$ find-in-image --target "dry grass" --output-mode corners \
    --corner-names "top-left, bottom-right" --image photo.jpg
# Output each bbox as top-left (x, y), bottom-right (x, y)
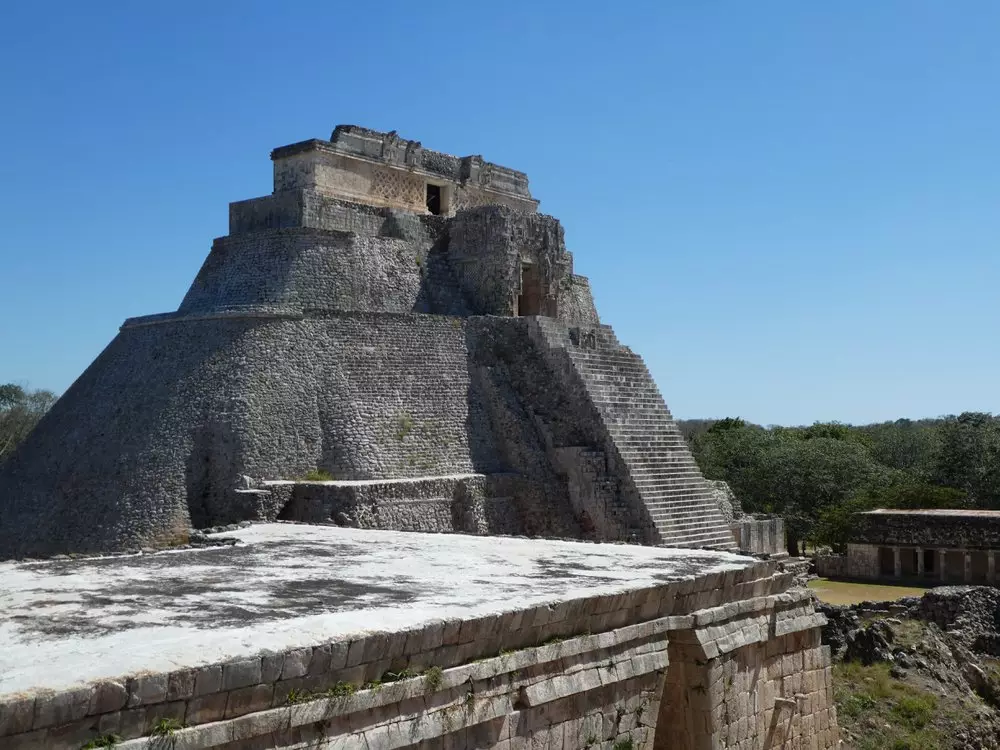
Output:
top-left (807, 578), bottom-right (929, 606)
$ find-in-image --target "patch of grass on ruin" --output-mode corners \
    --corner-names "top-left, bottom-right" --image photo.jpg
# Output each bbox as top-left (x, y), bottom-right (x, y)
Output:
top-left (325, 681), bottom-right (358, 698)
top-left (611, 737), bottom-right (635, 750)
top-left (150, 717), bottom-right (184, 736)
top-left (285, 688), bottom-right (312, 704)
top-left (81, 735), bottom-right (121, 750)
top-left (423, 665), bottom-right (444, 692)
top-left (807, 578), bottom-right (929, 606)
top-left (302, 469), bottom-right (334, 481)
top-left (834, 661), bottom-right (943, 750)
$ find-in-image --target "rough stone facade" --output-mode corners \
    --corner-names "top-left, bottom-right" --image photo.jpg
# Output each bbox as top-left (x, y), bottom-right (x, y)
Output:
top-left (0, 125), bottom-right (735, 557)
top-left (708, 480), bottom-right (787, 557)
top-left (832, 509), bottom-right (1000, 584)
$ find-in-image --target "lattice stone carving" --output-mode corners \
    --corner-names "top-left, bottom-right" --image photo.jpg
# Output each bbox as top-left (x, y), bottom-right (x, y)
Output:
top-left (371, 167), bottom-right (424, 209)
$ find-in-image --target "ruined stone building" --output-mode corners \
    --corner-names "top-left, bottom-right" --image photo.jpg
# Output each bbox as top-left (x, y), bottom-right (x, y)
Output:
top-left (0, 124), bottom-right (738, 558)
top-left (821, 508), bottom-right (1000, 584)
top-left (0, 127), bottom-right (835, 750)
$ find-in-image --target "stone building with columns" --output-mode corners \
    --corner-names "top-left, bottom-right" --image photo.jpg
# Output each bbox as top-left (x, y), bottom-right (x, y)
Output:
top-left (839, 509), bottom-right (1000, 583)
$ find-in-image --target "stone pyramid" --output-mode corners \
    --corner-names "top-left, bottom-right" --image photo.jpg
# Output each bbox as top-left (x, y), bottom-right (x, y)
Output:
top-left (0, 125), bottom-right (736, 558)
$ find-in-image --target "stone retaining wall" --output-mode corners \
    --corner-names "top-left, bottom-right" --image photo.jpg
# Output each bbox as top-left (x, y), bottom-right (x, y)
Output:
top-left (731, 516), bottom-right (786, 557)
top-left (269, 474), bottom-right (522, 536)
top-left (0, 561), bottom-right (837, 750)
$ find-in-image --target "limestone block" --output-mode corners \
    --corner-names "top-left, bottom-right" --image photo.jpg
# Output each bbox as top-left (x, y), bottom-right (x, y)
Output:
top-left (33, 686), bottom-right (92, 729)
top-left (118, 706), bottom-right (147, 739)
top-left (225, 684), bottom-right (275, 719)
top-left (362, 633), bottom-right (390, 664)
top-left (231, 705), bottom-right (291, 741)
top-left (166, 670), bottom-right (197, 702)
top-left (148, 700), bottom-right (187, 729)
top-left (222, 658), bottom-right (263, 691)
top-left (193, 665), bottom-right (223, 697)
top-left (185, 692), bottom-right (229, 725)
top-left (0, 696), bottom-right (35, 736)
top-left (281, 648), bottom-right (313, 679)
top-left (309, 644), bottom-right (336, 675)
top-left (261, 652), bottom-right (284, 683)
top-left (172, 721), bottom-right (235, 750)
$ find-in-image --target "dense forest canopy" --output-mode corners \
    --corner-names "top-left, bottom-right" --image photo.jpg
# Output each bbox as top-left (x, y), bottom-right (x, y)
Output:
top-left (678, 415), bottom-right (1000, 555)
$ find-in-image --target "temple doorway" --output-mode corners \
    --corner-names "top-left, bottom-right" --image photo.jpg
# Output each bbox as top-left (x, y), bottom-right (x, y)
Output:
top-left (518, 263), bottom-right (543, 316)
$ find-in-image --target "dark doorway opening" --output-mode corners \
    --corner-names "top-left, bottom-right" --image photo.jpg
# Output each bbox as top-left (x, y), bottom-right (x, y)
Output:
top-left (426, 184), bottom-right (442, 215)
top-left (517, 263), bottom-right (543, 316)
top-left (924, 548), bottom-right (936, 576)
top-left (878, 547), bottom-right (895, 576)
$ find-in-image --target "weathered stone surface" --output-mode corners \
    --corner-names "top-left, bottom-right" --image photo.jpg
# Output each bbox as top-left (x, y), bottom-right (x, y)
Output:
top-left (0, 696), bottom-right (34, 735)
top-left (193, 666), bottom-right (223, 697)
top-left (88, 681), bottom-right (128, 714)
top-left (33, 686), bottom-right (91, 729)
top-left (225, 684), bottom-right (274, 719)
top-left (185, 693), bottom-right (228, 725)
top-left (126, 673), bottom-right (168, 706)
top-left (222, 659), bottom-right (262, 691)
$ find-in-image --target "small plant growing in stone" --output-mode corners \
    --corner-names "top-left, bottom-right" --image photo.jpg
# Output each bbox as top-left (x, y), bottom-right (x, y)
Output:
top-left (304, 469), bottom-right (333, 481)
top-left (363, 678), bottom-right (383, 693)
top-left (285, 688), bottom-right (312, 704)
top-left (150, 717), bottom-right (183, 736)
top-left (395, 413), bottom-right (415, 441)
top-left (423, 665), bottom-right (444, 692)
top-left (326, 681), bottom-right (358, 697)
top-left (81, 735), bottom-right (121, 750)
top-left (612, 737), bottom-right (635, 750)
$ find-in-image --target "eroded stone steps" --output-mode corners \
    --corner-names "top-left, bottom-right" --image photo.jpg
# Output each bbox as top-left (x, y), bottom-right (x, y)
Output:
top-left (530, 317), bottom-right (735, 549)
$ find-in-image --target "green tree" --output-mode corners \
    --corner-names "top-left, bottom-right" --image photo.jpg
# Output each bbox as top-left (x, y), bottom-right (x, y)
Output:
top-left (932, 412), bottom-right (1000, 508)
top-left (0, 383), bottom-right (57, 462)
top-left (751, 437), bottom-right (885, 555)
top-left (813, 481), bottom-right (968, 552)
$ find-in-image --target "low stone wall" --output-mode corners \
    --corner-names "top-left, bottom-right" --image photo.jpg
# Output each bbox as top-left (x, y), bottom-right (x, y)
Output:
top-left (815, 554), bottom-right (848, 579)
top-left (0, 559), bottom-right (837, 750)
top-left (268, 474), bottom-right (522, 535)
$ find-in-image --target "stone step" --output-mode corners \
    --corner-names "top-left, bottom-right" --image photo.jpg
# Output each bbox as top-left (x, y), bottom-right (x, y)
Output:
top-left (661, 531), bottom-right (736, 549)
top-left (656, 519), bottom-right (734, 535)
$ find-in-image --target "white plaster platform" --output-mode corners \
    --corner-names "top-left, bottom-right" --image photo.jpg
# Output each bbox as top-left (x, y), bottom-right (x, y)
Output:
top-left (0, 523), bottom-right (752, 698)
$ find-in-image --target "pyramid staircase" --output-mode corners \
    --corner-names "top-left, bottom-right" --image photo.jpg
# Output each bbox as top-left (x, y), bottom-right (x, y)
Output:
top-left (530, 317), bottom-right (737, 551)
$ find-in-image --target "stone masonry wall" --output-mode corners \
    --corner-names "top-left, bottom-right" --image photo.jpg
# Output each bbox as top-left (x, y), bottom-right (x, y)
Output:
top-left (853, 511), bottom-right (1000, 548)
top-left (179, 228), bottom-right (468, 317)
top-left (0, 558), bottom-right (837, 750)
top-left (269, 474), bottom-right (524, 537)
top-left (0, 312), bottom-right (523, 558)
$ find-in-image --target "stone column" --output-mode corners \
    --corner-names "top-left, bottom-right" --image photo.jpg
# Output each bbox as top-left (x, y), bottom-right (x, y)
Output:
top-left (939, 549), bottom-right (947, 582)
top-left (916, 548), bottom-right (924, 577)
top-left (893, 547), bottom-right (901, 578)
top-left (965, 551), bottom-right (973, 583)
top-left (989, 551), bottom-right (996, 584)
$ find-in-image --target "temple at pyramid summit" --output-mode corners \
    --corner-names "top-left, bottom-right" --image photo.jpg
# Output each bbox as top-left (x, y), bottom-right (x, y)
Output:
top-left (0, 125), bottom-right (743, 558)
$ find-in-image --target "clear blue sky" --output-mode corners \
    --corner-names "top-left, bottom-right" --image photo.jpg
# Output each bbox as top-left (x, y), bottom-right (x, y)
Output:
top-left (1, 2), bottom-right (998, 426)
